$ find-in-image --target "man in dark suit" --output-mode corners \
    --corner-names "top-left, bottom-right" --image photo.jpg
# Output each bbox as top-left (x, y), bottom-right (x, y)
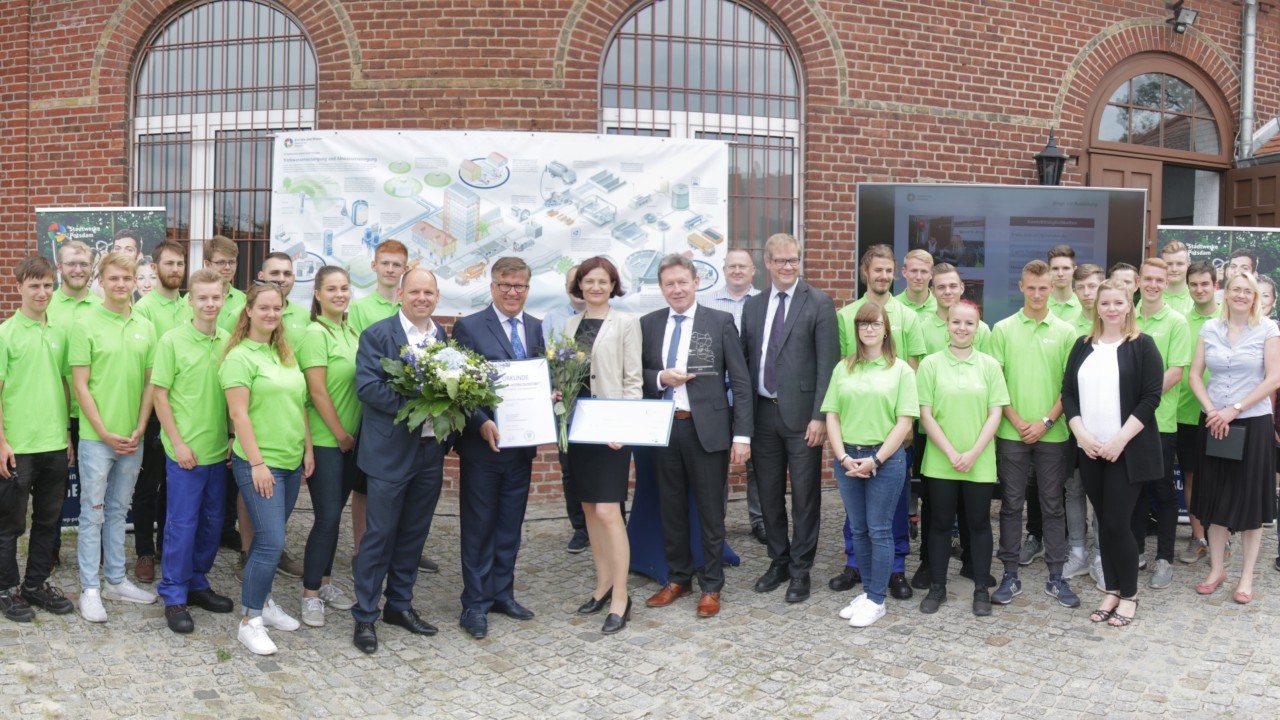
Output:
top-left (350, 268), bottom-right (448, 654)
top-left (451, 257), bottom-right (545, 640)
top-left (739, 233), bottom-right (839, 603)
top-left (640, 255), bottom-right (752, 618)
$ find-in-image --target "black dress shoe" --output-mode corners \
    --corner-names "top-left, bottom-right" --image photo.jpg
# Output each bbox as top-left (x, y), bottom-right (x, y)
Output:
top-left (751, 524), bottom-right (768, 545)
top-left (188, 588), bottom-right (234, 614)
top-left (418, 555), bottom-right (440, 573)
top-left (165, 605), bottom-right (194, 634)
top-left (784, 575), bottom-right (811, 603)
top-left (577, 589), bottom-right (612, 615)
top-left (353, 621), bottom-right (378, 654)
top-left (459, 609), bottom-right (488, 639)
top-left (910, 564), bottom-right (932, 590)
top-left (383, 608), bottom-right (438, 636)
top-left (491, 599), bottom-right (535, 620)
top-left (889, 572), bottom-right (914, 600)
top-left (601, 597), bottom-right (632, 635)
top-left (959, 563), bottom-right (998, 588)
top-left (753, 564), bottom-right (790, 593)
top-left (828, 566), bottom-right (861, 592)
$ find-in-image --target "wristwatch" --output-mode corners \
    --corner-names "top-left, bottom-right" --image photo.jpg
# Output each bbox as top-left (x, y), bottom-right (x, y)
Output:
top-left (1041, 416), bottom-right (1055, 429)
top-left (1233, 402), bottom-right (1243, 412)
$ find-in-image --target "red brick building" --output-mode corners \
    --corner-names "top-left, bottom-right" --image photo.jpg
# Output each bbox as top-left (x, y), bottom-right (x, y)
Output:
top-left (3, 0), bottom-right (1278, 501)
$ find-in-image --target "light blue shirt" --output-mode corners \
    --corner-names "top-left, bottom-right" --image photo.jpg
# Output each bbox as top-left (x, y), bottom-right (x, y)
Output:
top-left (541, 303), bottom-right (580, 346)
top-left (1201, 318), bottom-right (1280, 418)
top-left (705, 285), bottom-right (759, 331)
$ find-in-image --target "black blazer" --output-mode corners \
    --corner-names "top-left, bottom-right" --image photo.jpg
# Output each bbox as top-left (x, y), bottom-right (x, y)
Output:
top-left (640, 304), bottom-right (753, 453)
top-left (1061, 333), bottom-right (1164, 483)
top-left (739, 280), bottom-right (840, 432)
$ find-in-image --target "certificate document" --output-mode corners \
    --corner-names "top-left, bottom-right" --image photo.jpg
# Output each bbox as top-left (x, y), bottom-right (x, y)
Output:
top-left (492, 358), bottom-right (558, 448)
top-left (568, 399), bottom-right (676, 447)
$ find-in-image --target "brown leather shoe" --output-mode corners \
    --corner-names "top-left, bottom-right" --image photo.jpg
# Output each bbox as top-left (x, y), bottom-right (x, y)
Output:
top-left (645, 582), bottom-right (691, 607)
top-left (134, 555), bottom-right (156, 584)
top-left (696, 592), bottom-right (721, 618)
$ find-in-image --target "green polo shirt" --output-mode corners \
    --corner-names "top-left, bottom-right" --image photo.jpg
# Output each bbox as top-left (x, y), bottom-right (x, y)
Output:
top-left (1048, 293), bottom-right (1083, 324)
top-left (896, 290), bottom-right (937, 319)
top-left (281, 300), bottom-right (310, 350)
top-left (987, 309), bottom-right (1076, 443)
top-left (0, 313), bottom-right (70, 454)
top-left (920, 310), bottom-right (991, 355)
top-left (151, 322), bottom-right (230, 462)
top-left (296, 317), bottom-right (361, 448)
top-left (1072, 313), bottom-right (1095, 338)
top-left (1164, 287), bottom-right (1194, 316)
top-left (1177, 304), bottom-right (1220, 425)
top-left (69, 306), bottom-right (156, 442)
top-left (1136, 304), bottom-right (1192, 434)
top-left (838, 295), bottom-right (927, 360)
top-left (46, 287), bottom-right (101, 419)
top-left (349, 292), bottom-right (400, 335)
top-left (132, 290), bottom-right (191, 341)
top-left (916, 348), bottom-right (1009, 482)
top-left (217, 286), bottom-right (247, 333)
top-left (220, 339), bottom-right (308, 469)
top-left (820, 355), bottom-right (919, 445)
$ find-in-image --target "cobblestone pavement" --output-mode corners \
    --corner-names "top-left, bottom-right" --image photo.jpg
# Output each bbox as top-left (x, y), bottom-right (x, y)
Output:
top-left (3, 491), bottom-right (1279, 719)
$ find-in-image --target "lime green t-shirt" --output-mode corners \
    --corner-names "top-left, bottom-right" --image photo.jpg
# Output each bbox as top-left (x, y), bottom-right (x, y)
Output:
top-left (920, 310), bottom-right (991, 355)
top-left (987, 310), bottom-right (1076, 443)
top-left (1164, 287), bottom-right (1194, 316)
top-left (1136, 304), bottom-right (1192, 433)
top-left (0, 312), bottom-right (70, 454)
top-left (916, 348), bottom-right (1010, 482)
top-left (281, 300), bottom-right (310, 350)
top-left (1177, 304), bottom-right (1220, 425)
top-left (132, 290), bottom-right (191, 341)
top-left (68, 306), bottom-right (156, 442)
top-left (1048, 293), bottom-right (1083, 324)
top-left (150, 322), bottom-right (230, 463)
top-left (45, 287), bottom-right (102, 419)
top-left (896, 290), bottom-right (937, 319)
top-left (838, 295), bottom-right (927, 360)
top-left (220, 339), bottom-right (308, 470)
top-left (349, 292), bottom-right (400, 335)
top-left (217, 286), bottom-right (247, 334)
top-left (296, 317), bottom-right (361, 448)
top-left (820, 355), bottom-right (919, 445)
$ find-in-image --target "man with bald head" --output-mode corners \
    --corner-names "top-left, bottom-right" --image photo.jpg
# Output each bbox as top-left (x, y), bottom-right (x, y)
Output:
top-left (351, 268), bottom-right (449, 654)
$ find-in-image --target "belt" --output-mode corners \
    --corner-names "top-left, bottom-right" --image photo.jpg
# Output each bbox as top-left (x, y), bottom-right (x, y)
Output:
top-left (673, 410), bottom-right (693, 420)
top-left (758, 395), bottom-right (779, 404)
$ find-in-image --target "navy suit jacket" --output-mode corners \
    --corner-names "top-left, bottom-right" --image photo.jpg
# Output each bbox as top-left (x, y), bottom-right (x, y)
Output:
top-left (355, 313), bottom-right (449, 480)
top-left (451, 305), bottom-right (546, 461)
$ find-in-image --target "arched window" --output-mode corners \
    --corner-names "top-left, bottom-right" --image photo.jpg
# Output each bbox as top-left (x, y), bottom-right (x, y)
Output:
top-left (131, 0), bottom-right (317, 283)
top-left (1097, 73), bottom-right (1219, 154)
top-left (600, 0), bottom-right (802, 282)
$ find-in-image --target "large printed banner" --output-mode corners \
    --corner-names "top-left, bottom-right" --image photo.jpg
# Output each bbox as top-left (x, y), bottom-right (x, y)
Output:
top-left (1158, 225), bottom-right (1280, 287)
top-left (35, 207), bottom-right (167, 293)
top-left (269, 131), bottom-right (731, 316)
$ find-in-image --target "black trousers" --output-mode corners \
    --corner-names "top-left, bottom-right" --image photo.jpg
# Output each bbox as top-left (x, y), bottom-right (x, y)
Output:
top-left (924, 477), bottom-right (993, 591)
top-left (1079, 451), bottom-right (1144, 598)
top-left (652, 417), bottom-right (728, 593)
top-left (131, 416), bottom-right (166, 556)
top-left (916, 435), bottom-right (973, 566)
top-left (752, 398), bottom-right (823, 575)
top-left (0, 450), bottom-right (69, 590)
top-left (1133, 433), bottom-right (1178, 563)
top-left (556, 447), bottom-right (586, 532)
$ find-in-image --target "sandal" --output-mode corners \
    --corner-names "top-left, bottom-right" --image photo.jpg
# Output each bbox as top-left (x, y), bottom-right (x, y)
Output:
top-left (1090, 591), bottom-right (1119, 623)
top-left (1108, 596), bottom-right (1138, 628)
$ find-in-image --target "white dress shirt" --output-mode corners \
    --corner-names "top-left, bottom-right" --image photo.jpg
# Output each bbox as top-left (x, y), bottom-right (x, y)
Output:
top-left (400, 310), bottom-right (439, 437)
top-left (492, 305), bottom-right (526, 353)
top-left (757, 284), bottom-right (792, 398)
top-left (657, 304), bottom-right (698, 412)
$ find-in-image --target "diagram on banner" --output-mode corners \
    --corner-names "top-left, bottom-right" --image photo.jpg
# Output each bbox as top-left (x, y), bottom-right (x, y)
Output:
top-left (270, 131), bottom-right (729, 316)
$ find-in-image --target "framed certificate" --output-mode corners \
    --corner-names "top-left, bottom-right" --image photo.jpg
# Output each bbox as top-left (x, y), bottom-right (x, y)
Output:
top-left (567, 399), bottom-right (676, 447)
top-left (491, 358), bottom-right (558, 448)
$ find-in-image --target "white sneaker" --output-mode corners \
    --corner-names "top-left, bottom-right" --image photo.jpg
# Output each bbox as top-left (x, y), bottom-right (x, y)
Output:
top-left (102, 578), bottom-right (157, 605)
top-left (1062, 553), bottom-right (1090, 579)
top-left (300, 596), bottom-right (325, 628)
top-left (78, 588), bottom-right (108, 623)
top-left (1090, 554), bottom-right (1106, 592)
top-left (262, 598), bottom-right (300, 632)
top-left (839, 593), bottom-right (868, 620)
top-left (848, 598), bottom-right (886, 628)
top-left (318, 583), bottom-right (354, 611)
top-left (237, 616), bottom-right (278, 655)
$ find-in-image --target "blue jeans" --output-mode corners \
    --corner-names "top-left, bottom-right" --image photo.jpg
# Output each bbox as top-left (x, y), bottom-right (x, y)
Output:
top-left (157, 457), bottom-right (226, 606)
top-left (303, 445), bottom-right (354, 591)
top-left (231, 456), bottom-right (301, 615)
top-left (836, 444), bottom-right (908, 604)
top-left (77, 439), bottom-right (145, 590)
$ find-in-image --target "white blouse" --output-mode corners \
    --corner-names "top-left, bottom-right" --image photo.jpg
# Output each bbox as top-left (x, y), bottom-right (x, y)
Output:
top-left (1077, 339), bottom-right (1123, 443)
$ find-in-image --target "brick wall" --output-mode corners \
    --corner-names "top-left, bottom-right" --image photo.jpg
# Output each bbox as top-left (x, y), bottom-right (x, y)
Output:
top-left (2, 0), bottom-right (1278, 503)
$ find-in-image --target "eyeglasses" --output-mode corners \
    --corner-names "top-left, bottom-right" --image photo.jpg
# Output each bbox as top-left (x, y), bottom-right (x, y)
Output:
top-left (856, 321), bottom-right (885, 330)
top-left (252, 279), bottom-right (282, 288)
top-left (1228, 287), bottom-right (1255, 297)
top-left (724, 263), bottom-right (753, 271)
top-left (495, 283), bottom-right (530, 294)
top-left (209, 260), bottom-right (236, 268)
top-left (769, 257), bottom-right (801, 268)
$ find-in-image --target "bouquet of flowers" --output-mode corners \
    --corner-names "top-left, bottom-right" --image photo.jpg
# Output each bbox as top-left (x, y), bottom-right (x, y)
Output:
top-left (380, 339), bottom-right (504, 439)
top-left (546, 332), bottom-right (592, 453)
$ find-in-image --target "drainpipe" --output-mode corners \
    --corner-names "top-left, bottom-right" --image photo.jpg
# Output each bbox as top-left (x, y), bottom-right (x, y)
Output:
top-left (1239, 0), bottom-right (1258, 160)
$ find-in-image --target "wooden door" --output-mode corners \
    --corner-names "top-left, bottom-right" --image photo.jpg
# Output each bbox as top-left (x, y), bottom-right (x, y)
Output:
top-left (1223, 163), bottom-right (1280, 227)
top-left (1089, 152), bottom-right (1162, 253)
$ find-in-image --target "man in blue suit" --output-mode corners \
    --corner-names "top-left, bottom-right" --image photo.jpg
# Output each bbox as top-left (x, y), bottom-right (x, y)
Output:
top-left (451, 257), bottom-right (545, 640)
top-left (351, 268), bottom-right (448, 654)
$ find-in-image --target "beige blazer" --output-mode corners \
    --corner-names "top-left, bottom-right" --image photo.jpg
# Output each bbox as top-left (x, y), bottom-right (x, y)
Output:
top-left (565, 309), bottom-right (643, 400)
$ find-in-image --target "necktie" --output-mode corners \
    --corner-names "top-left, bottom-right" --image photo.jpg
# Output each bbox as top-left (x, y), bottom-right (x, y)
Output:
top-left (663, 315), bottom-right (685, 400)
top-left (509, 317), bottom-right (526, 360)
top-left (763, 291), bottom-right (787, 394)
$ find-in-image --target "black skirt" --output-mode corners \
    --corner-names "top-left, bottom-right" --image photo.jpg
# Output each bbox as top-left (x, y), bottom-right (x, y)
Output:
top-left (1191, 414), bottom-right (1276, 532)
top-left (566, 441), bottom-right (633, 504)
